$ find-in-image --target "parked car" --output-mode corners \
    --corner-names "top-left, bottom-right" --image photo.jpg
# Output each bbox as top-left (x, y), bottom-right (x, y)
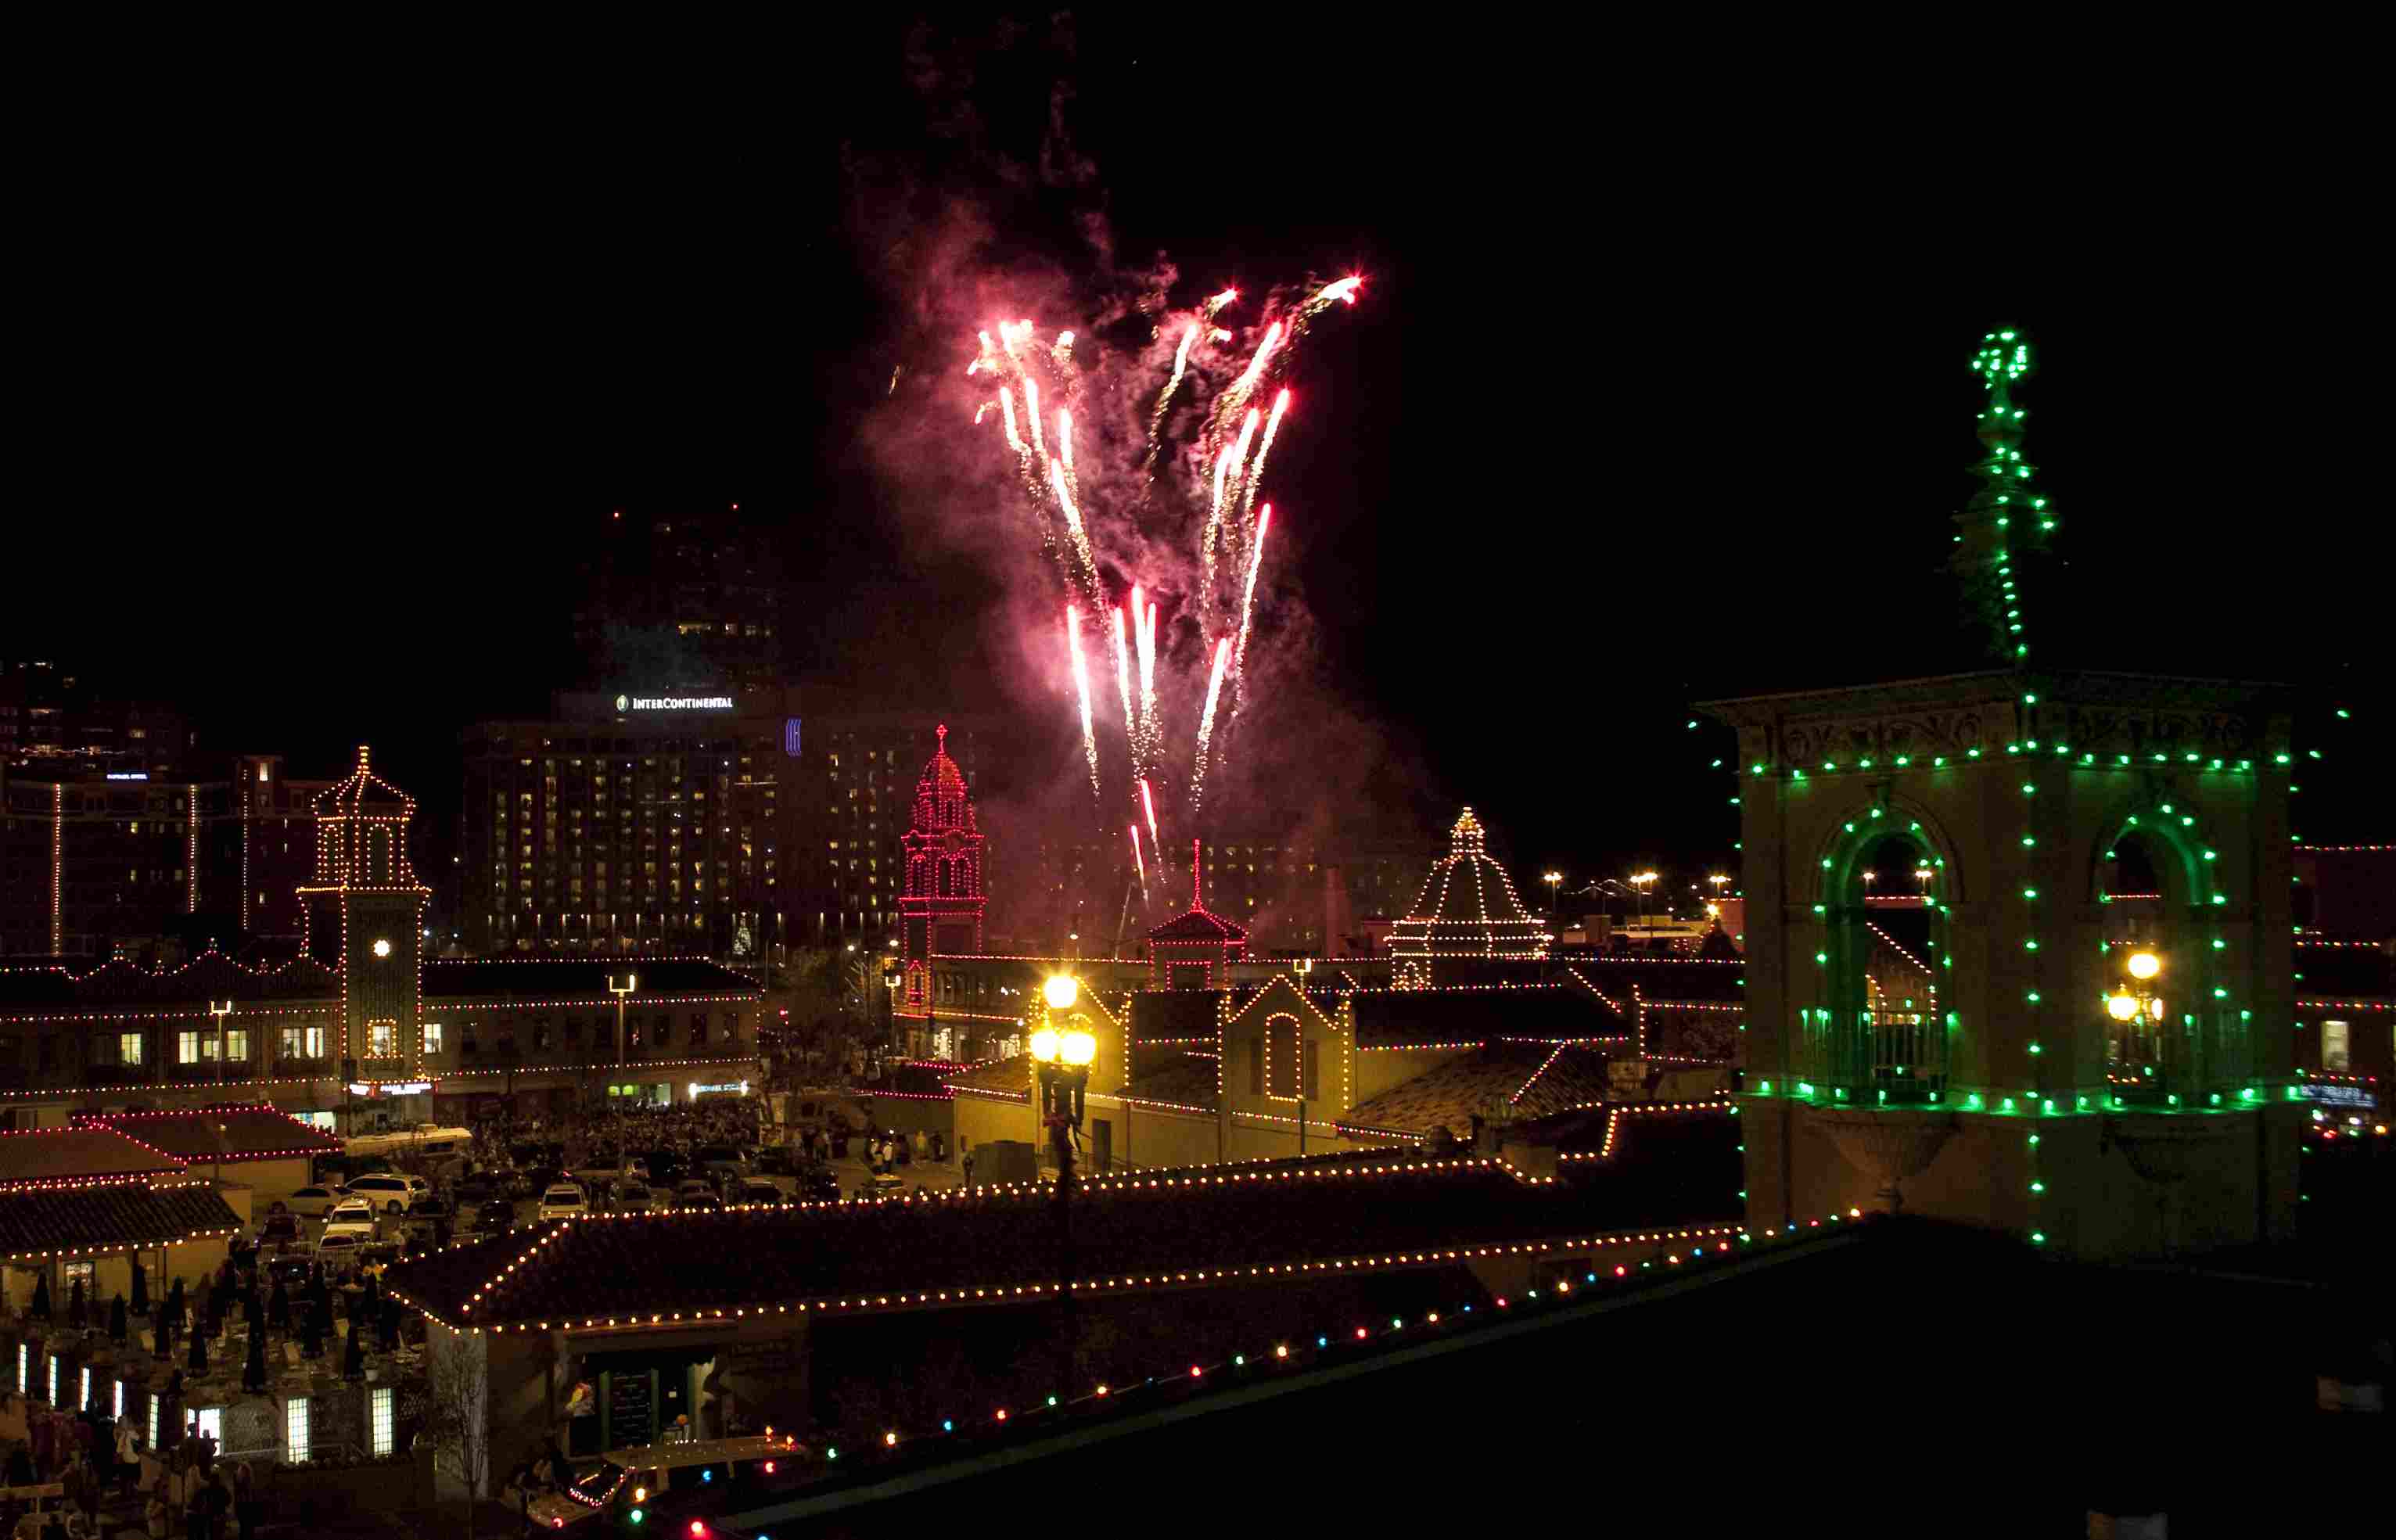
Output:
top-left (537, 1184), bottom-right (589, 1221)
top-left (316, 1230), bottom-right (368, 1265)
top-left (674, 1179), bottom-right (714, 1205)
top-left (343, 1172), bottom-right (433, 1214)
top-left (675, 1190), bottom-right (724, 1213)
top-left (473, 1198), bottom-right (515, 1235)
top-left (620, 1158), bottom-right (652, 1183)
top-left (256, 1213), bottom-right (304, 1250)
top-left (796, 1163), bottom-right (839, 1202)
top-left (754, 1147), bottom-right (798, 1177)
top-left (735, 1179), bottom-right (785, 1207)
top-left (613, 1183), bottom-right (655, 1214)
top-left (853, 1173), bottom-right (910, 1201)
top-left (325, 1197), bottom-right (380, 1232)
top-left (285, 1185), bottom-right (342, 1219)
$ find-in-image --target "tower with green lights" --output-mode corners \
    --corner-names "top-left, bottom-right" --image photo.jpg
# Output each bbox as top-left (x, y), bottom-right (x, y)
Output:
top-left (1697, 331), bottom-right (2304, 1262)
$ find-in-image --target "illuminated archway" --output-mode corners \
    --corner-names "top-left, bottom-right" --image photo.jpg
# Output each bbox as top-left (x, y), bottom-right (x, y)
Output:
top-left (1792, 791), bottom-right (1967, 1104)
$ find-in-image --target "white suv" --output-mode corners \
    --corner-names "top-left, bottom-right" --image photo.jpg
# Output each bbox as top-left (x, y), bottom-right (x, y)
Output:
top-left (344, 1173), bottom-right (431, 1214)
top-left (537, 1184), bottom-right (588, 1221)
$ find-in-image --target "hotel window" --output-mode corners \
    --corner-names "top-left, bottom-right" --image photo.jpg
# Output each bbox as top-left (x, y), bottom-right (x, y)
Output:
top-left (690, 1013), bottom-right (707, 1046)
top-left (117, 1032), bottom-right (144, 1065)
top-left (196, 1407), bottom-right (221, 1447)
top-left (2322, 1020), bottom-right (2351, 1072)
top-left (371, 1387), bottom-right (395, 1456)
top-left (368, 1020), bottom-right (399, 1057)
top-left (225, 1029), bottom-right (250, 1062)
top-left (148, 1396), bottom-right (159, 1448)
top-left (114, 1378), bottom-right (124, 1419)
top-left (286, 1397), bottom-right (311, 1463)
top-left (177, 1032), bottom-right (208, 1064)
top-left (423, 1022), bottom-right (444, 1054)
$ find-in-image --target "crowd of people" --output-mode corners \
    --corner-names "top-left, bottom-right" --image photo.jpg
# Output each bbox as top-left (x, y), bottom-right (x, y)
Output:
top-left (469, 1098), bottom-right (769, 1176)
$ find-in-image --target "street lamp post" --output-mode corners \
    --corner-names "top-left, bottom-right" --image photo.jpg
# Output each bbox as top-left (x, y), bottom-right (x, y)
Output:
top-left (606, 973), bottom-right (637, 1108)
top-left (1629, 871), bottom-right (1658, 944)
top-left (208, 1000), bottom-right (232, 1091)
top-left (1543, 872), bottom-right (1563, 935)
top-left (1029, 974), bottom-right (1096, 1407)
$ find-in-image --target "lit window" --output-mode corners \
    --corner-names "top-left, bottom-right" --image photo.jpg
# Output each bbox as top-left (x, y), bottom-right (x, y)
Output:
top-left (424, 1022), bottom-right (444, 1054)
top-left (2322, 1020), bottom-right (2351, 1072)
top-left (286, 1397), bottom-right (310, 1463)
top-left (371, 1387), bottom-right (394, 1456)
top-left (198, 1407), bottom-right (221, 1446)
top-left (114, 1378), bottom-right (124, 1419)
top-left (48, 1355), bottom-right (58, 1405)
top-left (368, 1021), bottom-right (399, 1057)
top-left (118, 1033), bottom-right (143, 1065)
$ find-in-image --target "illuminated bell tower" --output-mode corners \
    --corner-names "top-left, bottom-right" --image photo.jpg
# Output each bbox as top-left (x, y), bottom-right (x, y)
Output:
top-left (898, 724), bottom-right (985, 1016)
top-left (298, 745), bottom-right (429, 1078)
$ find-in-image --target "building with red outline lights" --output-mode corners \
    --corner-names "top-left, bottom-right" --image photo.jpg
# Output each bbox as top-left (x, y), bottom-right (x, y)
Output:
top-left (1388, 807), bottom-right (1550, 985)
top-left (897, 725), bottom-right (985, 1016)
top-left (1147, 842), bottom-right (1249, 988)
top-left (297, 746), bottom-right (429, 1082)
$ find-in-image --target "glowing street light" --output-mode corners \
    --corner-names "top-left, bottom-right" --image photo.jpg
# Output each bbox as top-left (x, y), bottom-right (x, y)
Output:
top-left (2126, 952), bottom-right (2161, 982)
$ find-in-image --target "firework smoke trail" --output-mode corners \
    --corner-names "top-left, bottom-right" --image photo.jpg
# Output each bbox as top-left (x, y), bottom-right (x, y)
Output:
top-left (998, 387), bottom-right (1025, 453)
top-left (1236, 321), bottom-right (1284, 396)
top-left (1138, 322), bottom-right (1201, 478)
top-left (1110, 606), bottom-right (1134, 737)
top-left (1025, 378), bottom-right (1044, 457)
top-left (1233, 503), bottom-right (1272, 684)
top-left (1189, 637), bottom-right (1233, 817)
top-left (1140, 777), bottom-right (1162, 873)
top-left (1058, 408), bottom-right (1074, 471)
top-left (1048, 460), bottom-right (1105, 618)
top-left (1133, 587), bottom-right (1161, 781)
top-left (1129, 824), bottom-right (1148, 903)
top-left (1238, 388), bottom-right (1291, 532)
top-left (1067, 606), bottom-right (1099, 801)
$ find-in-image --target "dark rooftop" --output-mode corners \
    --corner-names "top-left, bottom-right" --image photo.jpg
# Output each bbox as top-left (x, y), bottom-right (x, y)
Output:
top-left (424, 957), bottom-right (763, 1000)
top-left (0, 1128), bottom-right (187, 1187)
top-left (0, 1181), bottom-right (242, 1263)
top-left (73, 1105), bottom-right (343, 1163)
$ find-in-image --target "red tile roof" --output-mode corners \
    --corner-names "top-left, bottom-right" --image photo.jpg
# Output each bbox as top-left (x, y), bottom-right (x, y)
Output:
top-left (0, 1129), bottom-right (185, 1188)
top-left (73, 1104), bottom-right (343, 1163)
top-left (0, 1182), bottom-right (242, 1263)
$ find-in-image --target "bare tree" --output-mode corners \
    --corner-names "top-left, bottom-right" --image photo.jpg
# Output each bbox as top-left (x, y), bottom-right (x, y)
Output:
top-left (423, 1324), bottom-right (490, 1540)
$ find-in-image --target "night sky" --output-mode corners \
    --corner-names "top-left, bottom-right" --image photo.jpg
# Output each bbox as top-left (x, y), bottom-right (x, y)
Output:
top-left (12, 19), bottom-right (2385, 896)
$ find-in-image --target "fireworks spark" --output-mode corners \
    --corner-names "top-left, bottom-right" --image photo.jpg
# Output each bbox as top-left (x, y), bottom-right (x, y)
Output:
top-left (961, 275), bottom-right (1357, 824)
top-left (1111, 605), bottom-right (1134, 735)
top-left (999, 387), bottom-right (1022, 453)
top-left (1129, 823), bottom-right (1147, 899)
top-left (1190, 637), bottom-right (1233, 817)
top-left (1067, 606), bottom-right (1098, 801)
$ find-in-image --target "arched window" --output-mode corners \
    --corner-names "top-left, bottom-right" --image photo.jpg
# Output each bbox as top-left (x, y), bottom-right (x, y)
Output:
top-left (2093, 802), bottom-right (2247, 1104)
top-left (1801, 812), bottom-right (1957, 1104)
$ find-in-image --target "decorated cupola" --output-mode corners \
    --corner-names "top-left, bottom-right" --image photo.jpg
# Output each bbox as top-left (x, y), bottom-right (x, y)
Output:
top-left (1148, 841), bottom-right (1250, 989)
top-left (1388, 807), bottom-right (1550, 983)
top-left (899, 724), bottom-right (986, 1014)
top-left (297, 745), bottom-right (429, 1076)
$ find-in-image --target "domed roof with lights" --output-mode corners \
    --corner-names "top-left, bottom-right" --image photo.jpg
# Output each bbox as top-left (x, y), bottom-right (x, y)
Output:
top-left (912, 724), bottom-right (977, 834)
top-left (1388, 807), bottom-right (1550, 960)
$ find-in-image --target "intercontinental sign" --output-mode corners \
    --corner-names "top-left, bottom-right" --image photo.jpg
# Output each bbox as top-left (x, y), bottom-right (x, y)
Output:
top-left (616, 694), bottom-right (736, 713)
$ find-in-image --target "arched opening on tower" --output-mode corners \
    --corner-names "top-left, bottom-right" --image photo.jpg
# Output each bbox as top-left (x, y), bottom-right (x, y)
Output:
top-left (1800, 818), bottom-right (1957, 1104)
top-left (2095, 819), bottom-right (2240, 1102)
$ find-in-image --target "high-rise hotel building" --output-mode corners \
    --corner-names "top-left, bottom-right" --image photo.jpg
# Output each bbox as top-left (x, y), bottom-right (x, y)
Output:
top-left (460, 690), bottom-right (990, 958)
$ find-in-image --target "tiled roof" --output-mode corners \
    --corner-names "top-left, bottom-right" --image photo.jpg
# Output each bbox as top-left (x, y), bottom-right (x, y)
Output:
top-left (1347, 986), bottom-right (1628, 1047)
top-left (943, 1057), bottom-right (1030, 1100)
top-left (0, 1182), bottom-right (243, 1262)
top-left (1149, 908), bottom-right (1248, 942)
top-left (1340, 1044), bottom-right (1614, 1136)
top-left (0, 1129), bottom-right (185, 1187)
top-left (424, 959), bottom-right (763, 1000)
top-left (74, 1106), bottom-right (343, 1163)
top-left (1112, 1054), bottom-right (1218, 1111)
top-left (1564, 960), bottom-right (1748, 1004)
top-left (0, 950), bottom-right (339, 1011)
top-left (382, 1141), bottom-right (1743, 1327)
